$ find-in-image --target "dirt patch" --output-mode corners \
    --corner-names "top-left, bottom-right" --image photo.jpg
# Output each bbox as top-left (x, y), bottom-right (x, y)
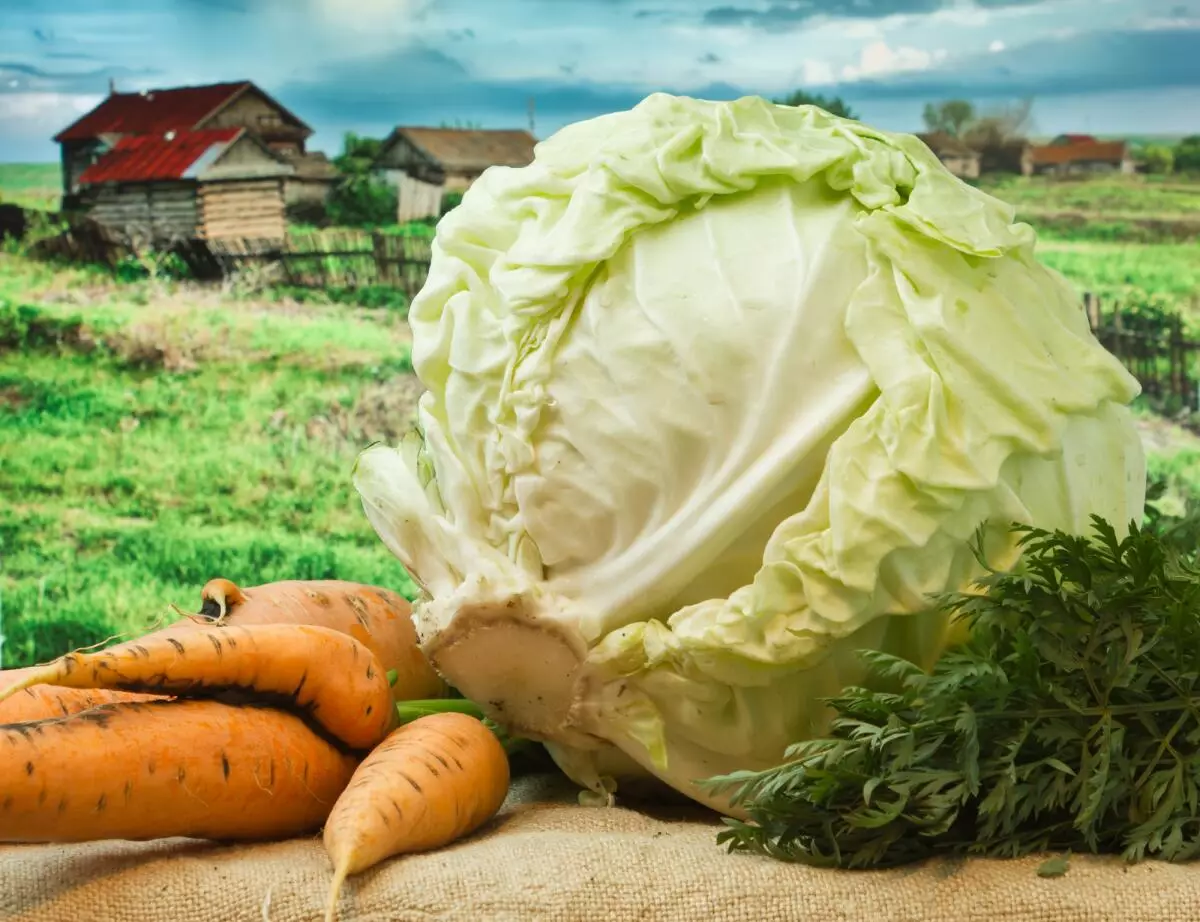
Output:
top-left (1028, 211), bottom-right (1200, 242)
top-left (272, 374), bottom-right (425, 446)
top-left (0, 385), bottom-right (27, 410)
top-left (101, 319), bottom-right (259, 374)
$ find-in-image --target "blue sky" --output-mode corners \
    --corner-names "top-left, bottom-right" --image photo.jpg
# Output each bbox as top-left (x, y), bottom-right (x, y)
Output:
top-left (0, 0), bottom-right (1196, 162)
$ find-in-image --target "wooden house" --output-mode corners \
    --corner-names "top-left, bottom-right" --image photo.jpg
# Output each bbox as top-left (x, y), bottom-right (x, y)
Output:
top-left (916, 132), bottom-right (981, 179)
top-left (976, 138), bottom-right (1033, 176)
top-left (1028, 135), bottom-right (1135, 176)
top-left (373, 127), bottom-right (538, 220)
top-left (74, 128), bottom-right (294, 242)
top-left (53, 80), bottom-right (334, 207)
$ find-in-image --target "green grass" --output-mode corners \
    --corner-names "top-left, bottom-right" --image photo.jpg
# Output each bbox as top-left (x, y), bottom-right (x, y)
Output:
top-left (979, 174), bottom-right (1200, 221)
top-left (0, 253), bottom-right (421, 667)
top-left (1036, 241), bottom-right (1200, 304)
top-left (0, 163), bottom-right (60, 211)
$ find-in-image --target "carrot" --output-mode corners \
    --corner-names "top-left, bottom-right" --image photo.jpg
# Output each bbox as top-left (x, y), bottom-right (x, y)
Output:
top-left (323, 711), bottom-right (510, 922)
top-left (0, 624), bottom-right (396, 751)
top-left (0, 667), bottom-right (164, 724)
top-left (0, 699), bottom-right (358, 843)
top-left (162, 578), bottom-right (448, 702)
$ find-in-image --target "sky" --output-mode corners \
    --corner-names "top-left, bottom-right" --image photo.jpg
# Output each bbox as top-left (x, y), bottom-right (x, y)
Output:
top-left (0, 0), bottom-right (1196, 162)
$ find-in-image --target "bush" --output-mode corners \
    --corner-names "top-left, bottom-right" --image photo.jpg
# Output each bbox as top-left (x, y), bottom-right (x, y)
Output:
top-left (441, 191), bottom-right (464, 216)
top-left (1175, 136), bottom-right (1200, 174)
top-left (326, 176), bottom-right (398, 228)
top-left (1140, 145), bottom-right (1175, 175)
top-left (286, 199), bottom-right (331, 228)
top-left (0, 299), bottom-right (87, 351)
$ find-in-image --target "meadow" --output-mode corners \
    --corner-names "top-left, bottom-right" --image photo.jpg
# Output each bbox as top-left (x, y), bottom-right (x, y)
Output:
top-left (1, 160), bottom-right (1199, 667)
top-left (0, 253), bottom-right (419, 666)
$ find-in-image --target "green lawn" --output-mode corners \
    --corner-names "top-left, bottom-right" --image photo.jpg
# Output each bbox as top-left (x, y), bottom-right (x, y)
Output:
top-left (0, 163), bottom-right (60, 211)
top-left (0, 253), bottom-right (420, 667)
top-left (1036, 241), bottom-right (1200, 304)
top-left (979, 174), bottom-right (1200, 220)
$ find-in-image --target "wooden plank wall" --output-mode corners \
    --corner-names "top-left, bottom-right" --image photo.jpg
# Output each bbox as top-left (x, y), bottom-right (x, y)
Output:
top-left (87, 182), bottom-right (198, 242)
top-left (199, 179), bottom-right (286, 240)
top-left (395, 173), bottom-right (443, 223)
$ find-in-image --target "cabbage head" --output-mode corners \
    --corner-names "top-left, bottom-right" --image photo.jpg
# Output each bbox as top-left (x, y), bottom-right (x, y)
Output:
top-left (353, 94), bottom-right (1146, 817)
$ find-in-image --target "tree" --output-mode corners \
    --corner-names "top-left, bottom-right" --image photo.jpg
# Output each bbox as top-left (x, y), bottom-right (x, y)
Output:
top-left (963, 97), bottom-right (1035, 147)
top-left (332, 132), bottom-right (385, 178)
top-left (773, 90), bottom-right (858, 120)
top-left (327, 132), bottom-right (397, 228)
top-left (922, 99), bottom-right (976, 137)
top-left (1174, 136), bottom-right (1200, 173)
top-left (1140, 145), bottom-right (1175, 175)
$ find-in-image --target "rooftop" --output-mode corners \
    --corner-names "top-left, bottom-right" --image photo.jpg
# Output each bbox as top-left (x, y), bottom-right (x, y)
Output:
top-left (389, 127), bottom-right (538, 173)
top-left (77, 128), bottom-right (246, 184)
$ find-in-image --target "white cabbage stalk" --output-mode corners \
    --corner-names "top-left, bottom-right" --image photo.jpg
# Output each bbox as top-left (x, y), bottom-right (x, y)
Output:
top-left (353, 94), bottom-right (1146, 817)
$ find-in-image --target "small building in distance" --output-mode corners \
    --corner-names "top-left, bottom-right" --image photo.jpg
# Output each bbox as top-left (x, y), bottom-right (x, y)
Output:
top-left (373, 126), bottom-right (538, 221)
top-left (74, 128), bottom-right (294, 242)
top-left (976, 138), bottom-right (1034, 176)
top-left (1028, 135), bottom-right (1135, 176)
top-left (53, 80), bottom-right (334, 208)
top-left (916, 132), bottom-right (981, 179)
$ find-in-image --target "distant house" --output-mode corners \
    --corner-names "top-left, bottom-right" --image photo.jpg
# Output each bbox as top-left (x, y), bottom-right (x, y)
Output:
top-left (53, 80), bottom-right (335, 208)
top-left (977, 138), bottom-right (1033, 176)
top-left (1028, 135), bottom-right (1135, 176)
top-left (917, 132), bottom-right (981, 179)
top-left (373, 126), bottom-right (538, 221)
top-left (73, 128), bottom-right (294, 242)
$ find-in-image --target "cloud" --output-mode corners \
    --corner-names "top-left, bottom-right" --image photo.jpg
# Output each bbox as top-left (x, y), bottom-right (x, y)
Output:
top-left (841, 27), bottom-right (1200, 99)
top-left (0, 62), bottom-right (161, 95)
top-left (839, 41), bottom-right (945, 81)
top-left (989, 39), bottom-right (1006, 51)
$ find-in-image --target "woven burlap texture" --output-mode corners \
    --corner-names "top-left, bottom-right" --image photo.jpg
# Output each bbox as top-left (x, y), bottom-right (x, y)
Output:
top-left (2, 773), bottom-right (1198, 922)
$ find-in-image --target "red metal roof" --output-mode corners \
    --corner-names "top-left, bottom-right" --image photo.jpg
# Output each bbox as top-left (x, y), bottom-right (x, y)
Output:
top-left (77, 129), bottom-right (243, 184)
top-left (54, 81), bottom-right (251, 142)
top-left (1030, 140), bottom-right (1128, 166)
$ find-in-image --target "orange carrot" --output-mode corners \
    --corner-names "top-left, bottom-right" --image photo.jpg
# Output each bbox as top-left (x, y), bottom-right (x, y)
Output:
top-left (0, 624), bottom-right (396, 751)
top-left (0, 700), bottom-right (358, 843)
top-left (161, 578), bottom-right (448, 702)
top-left (323, 711), bottom-right (511, 922)
top-left (0, 667), bottom-right (164, 724)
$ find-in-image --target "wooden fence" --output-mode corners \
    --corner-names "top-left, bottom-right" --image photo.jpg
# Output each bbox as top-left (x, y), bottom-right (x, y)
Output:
top-left (201, 231), bottom-right (432, 293)
top-left (1085, 292), bottom-right (1200, 411)
top-left (23, 216), bottom-right (434, 298)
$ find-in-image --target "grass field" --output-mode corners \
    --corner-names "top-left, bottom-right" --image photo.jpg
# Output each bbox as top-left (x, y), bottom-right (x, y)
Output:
top-left (0, 162), bottom-right (59, 211)
top-left (0, 253), bottom-right (420, 667)
top-left (1, 158), bottom-right (1199, 667)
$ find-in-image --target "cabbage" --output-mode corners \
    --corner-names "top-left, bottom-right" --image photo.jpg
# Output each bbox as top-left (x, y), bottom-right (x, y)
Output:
top-left (353, 93), bottom-right (1146, 817)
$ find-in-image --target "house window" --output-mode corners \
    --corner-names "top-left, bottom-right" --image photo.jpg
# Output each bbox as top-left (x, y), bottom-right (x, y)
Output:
top-left (258, 114), bottom-right (284, 130)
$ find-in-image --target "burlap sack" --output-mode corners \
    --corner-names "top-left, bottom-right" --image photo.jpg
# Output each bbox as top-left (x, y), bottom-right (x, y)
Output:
top-left (2, 772), bottom-right (1198, 922)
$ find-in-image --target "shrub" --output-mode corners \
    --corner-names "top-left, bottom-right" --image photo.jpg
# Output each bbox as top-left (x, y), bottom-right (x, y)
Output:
top-left (326, 176), bottom-right (398, 228)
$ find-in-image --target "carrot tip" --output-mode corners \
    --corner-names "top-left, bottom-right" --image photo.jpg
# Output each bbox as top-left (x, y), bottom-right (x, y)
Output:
top-left (325, 865), bottom-right (350, 922)
top-left (0, 667), bottom-right (56, 705)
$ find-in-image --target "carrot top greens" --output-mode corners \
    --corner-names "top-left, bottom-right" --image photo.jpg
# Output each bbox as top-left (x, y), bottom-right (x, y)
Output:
top-left (699, 509), bottom-right (1200, 868)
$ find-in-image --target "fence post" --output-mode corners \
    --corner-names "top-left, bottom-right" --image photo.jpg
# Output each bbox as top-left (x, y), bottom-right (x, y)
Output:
top-left (1171, 314), bottom-right (1184, 404)
top-left (1084, 291), bottom-right (1101, 332)
top-left (1112, 305), bottom-right (1124, 361)
top-left (371, 231), bottom-right (387, 285)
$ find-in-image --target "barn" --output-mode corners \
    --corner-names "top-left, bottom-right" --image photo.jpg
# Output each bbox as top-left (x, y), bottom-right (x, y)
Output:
top-left (75, 128), bottom-right (294, 242)
top-left (53, 80), bottom-right (335, 208)
top-left (1028, 136), bottom-right (1135, 176)
top-left (373, 126), bottom-right (538, 221)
